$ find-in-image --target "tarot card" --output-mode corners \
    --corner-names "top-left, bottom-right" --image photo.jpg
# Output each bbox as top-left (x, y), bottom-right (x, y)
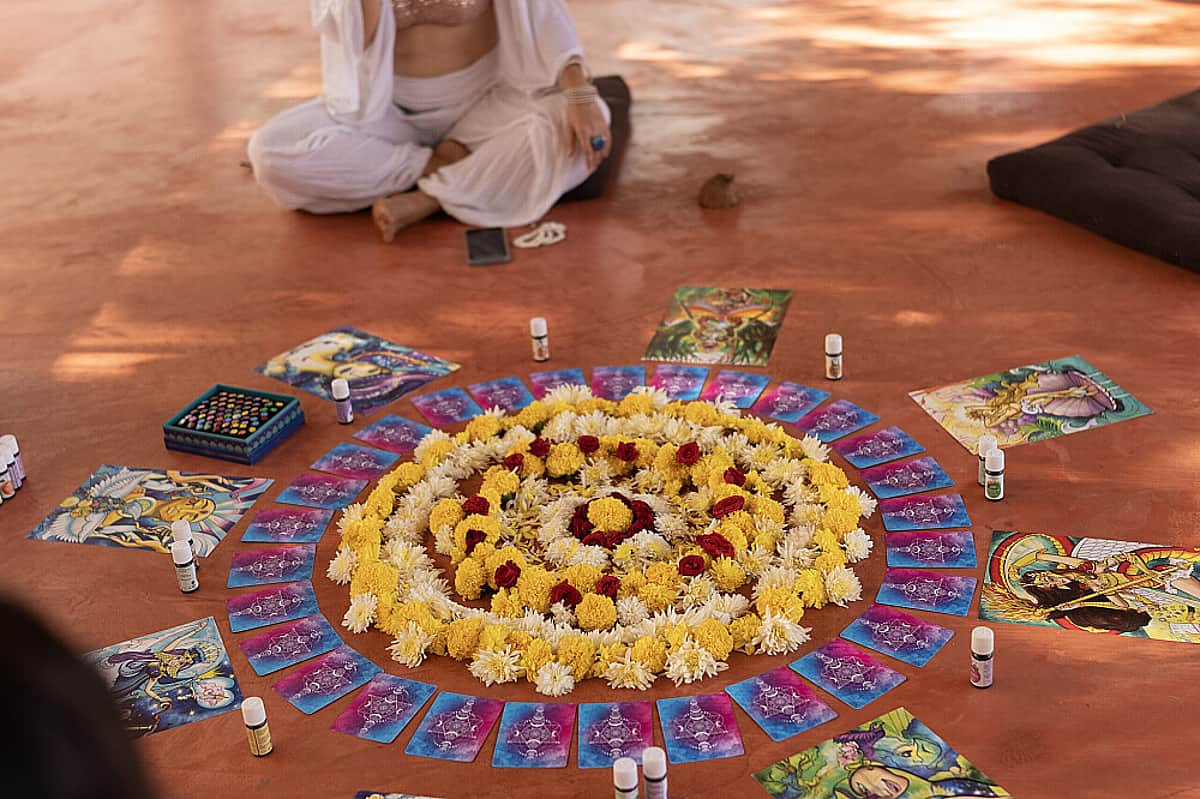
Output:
top-left (591, 366), bottom-right (646, 401)
top-left (271, 645), bottom-right (380, 715)
top-left (832, 426), bottom-right (925, 469)
top-left (752, 381), bottom-right (830, 423)
top-left (256, 326), bottom-right (459, 414)
top-left (332, 673), bottom-right (438, 743)
top-left (226, 581), bottom-right (320, 633)
top-left (909, 354), bottom-right (1152, 454)
top-left (353, 415), bottom-right (433, 454)
top-left (861, 456), bottom-right (953, 499)
top-left (840, 604), bottom-right (955, 667)
top-left (753, 707), bottom-right (1011, 799)
top-left (241, 507), bottom-right (333, 544)
top-left (879, 494), bottom-right (971, 531)
top-left (886, 530), bottom-right (978, 569)
top-left (699, 370), bottom-right (771, 408)
top-left (227, 544), bottom-right (316, 588)
top-left (354, 794), bottom-right (443, 799)
top-left (492, 702), bottom-right (576, 768)
top-left (655, 693), bottom-right (744, 764)
top-left (84, 616), bottom-right (242, 738)
top-left (790, 639), bottom-right (906, 710)
top-left (649, 364), bottom-right (709, 401)
top-left (311, 443), bottom-right (400, 481)
top-left (643, 286), bottom-right (792, 367)
top-left (27, 464), bottom-right (272, 556)
top-left (528, 368), bottom-right (587, 399)
top-left (404, 692), bottom-right (504, 762)
top-left (411, 387), bottom-right (483, 427)
top-left (725, 666), bottom-right (838, 742)
top-left (576, 701), bottom-right (655, 769)
top-left (467, 376), bottom-right (535, 414)
top-left (276, 472), bottom-right (367, 510)
top-left (877, 568), bottom-right (977, 617)
top-left (239, 614), bottom-right (343, 675)
top-left (794, 400), bottom-right (880, 443)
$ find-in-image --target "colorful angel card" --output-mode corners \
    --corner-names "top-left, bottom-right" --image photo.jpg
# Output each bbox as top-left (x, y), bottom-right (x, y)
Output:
top-left (271, 645), bottom-right (380, 715)
top-left (257, 326), bottom-right (459, 415)
top-left (576, 701), bottom-right (655, 769)
top-left (85, 617), bottom-right (242, 738)
top-left (879, 494), bottom-right (970, 531)
top-left (909, 354), bottom-right (1151, 454)
top-left (861, 456), bottom-right (953, 499)
top-left (753, 707), bottom-right (1011, 799)
top-left (241, 507), bottom-right (332, 544)
top-left (699, 370), bottom-right (771, 408)
top-left (276, 472), bottom-right (367, 510)
top-left (411, 387), bottom-right (483, 427)
top-left (840, 604), bottom-right (955, 667)
top-left (643, 286), bottom-right (792, 366)
top-left (877, 568), bottom-right (977, 617)
top-left (649, 364), bottom-right (709, 401)
top-left (832, 427), bottom-right (924, 469)
top-left (528, 368), bottom-right (587, 399)
top-left (332, 673), bottom-right (438, 743)
top-left (591, 366), bottom-right (646, 400)
top-left (353, 415), bottom-right (433, 454)
top-left (794, 400), bottom-right (880, 443)
top-left (226, 581), bottom-right (319, 633)
top-left (790, 639), bottom-right (906, 710)
top-left (725, 666), bottom-right (838, 742)
top-left (492, 702), bottom-right (576, 768)
top-left (239, 614), bottom-right (342, 675)
top-left (656, 694), bottom-right (744, 764)
top-left (227, 545), bottom-right (316, 588)
top-left (311, 443), bottom-right (400, 481)
top-left (28, 465), bottom-right (271, 556)
top-left (467, 376), bottom-right (535, 414)
top-left (752, 382), bottom-right (830, 423)
top-left (886, 531), bottom-right (977, 569)
top-left (404, 692), bottom-right (504, 762)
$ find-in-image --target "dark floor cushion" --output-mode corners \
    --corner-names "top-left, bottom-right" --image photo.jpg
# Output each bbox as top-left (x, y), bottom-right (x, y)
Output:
top-left (559, 75), bottom-right (632, 203)
top-left (987, 89), bottom-right (1200, 273)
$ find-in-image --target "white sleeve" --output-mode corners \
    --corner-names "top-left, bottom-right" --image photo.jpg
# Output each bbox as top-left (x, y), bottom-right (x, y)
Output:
top-left (495, 0), bottom-right (586, 93)
top-left (310, 0), bottom-right (395, 121)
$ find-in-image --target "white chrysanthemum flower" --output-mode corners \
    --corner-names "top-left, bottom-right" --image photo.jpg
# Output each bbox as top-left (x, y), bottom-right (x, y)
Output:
top-left (326, 547), bottom-right (357, 584)
top-left (705, 592), bottom-right (750, 624)
top-left (738, 544), bottom-right (773, 577)
top-left (544, 537), bottom-right (579, 567)
top-left (754, 564), bottom-right (800, 598)
top-left (632, 467), bottom-right (666, 494)
top-left (630, 384), bottom-right (672, 408)
top-left (549, 601), bottom-right (576, 626)
top-left (680, 574), bottom-right (717, 609)
top-left (431, 523), bottom-right (455, 556)
top-left (695, 425), bottom-right (725, 450)
top-left (798, 435), bottom-right (829, 461)
top-left (630, 531), bottom-right (670, 561)
top-left (748, 442), bottom-right (781, 470)
top-left (617, 596), bottom-right (650, 627)
top-left (387, 621), bottom-right (433, 668)
top-left (544, 383), bottom-right (593, 404)
top-left (824, 566), bottom-right (863, 606)
top-left (752, 610), bottom-right (812, 656)
top-left (762, 459), bottom-right (807, 491)
top-left (661, 416), bottom-right (693, 443)
top-left (603, 651), bottom-right (657, 691)
top-left (534, 661), bottom-right (576, 696)
top-left (778, 538), bottom-right (817, 570)
top-left (540, 411), bottom-right (576, 442)
top-left (342, 593), bottom-right (378, 633)
top-left (790, 502), bottom-right (825, 528)
top-left (723, 431), bottom-right (751, 456)
top-left (576, 410), bottom-right (612, 437)
top-left (655, 513), bottom-right (690, 542)
top-left (579, 460), bottom-right (613, 490)
top-left (664, 638), bottom-right (727, 686)
top-left (569, 544), bottom-right (610, 569)
top-left (783, 480), bottom-right (819, 508)
top-left (711, 398), bottom-right (740, 417)
top-left (682, 486), bottom-right (714, 513)
top-left (842, 528), bottom-right (873, 562)
top-left (412, 428), bottom-right (453, 462)
top-left (468, 645), bottom-right (523, 686)
top-left (845, 485), bottom-right (877, 518)
top-left (337, 503), bottom-right (366, 531)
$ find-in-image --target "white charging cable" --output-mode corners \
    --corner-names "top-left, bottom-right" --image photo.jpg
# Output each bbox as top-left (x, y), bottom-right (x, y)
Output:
top-left (513, 221), bottom-right (567, 249)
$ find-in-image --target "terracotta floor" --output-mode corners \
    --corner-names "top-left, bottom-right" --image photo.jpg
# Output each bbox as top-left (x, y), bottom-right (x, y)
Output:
top-left (2, 0), bottom-right (1200, 796)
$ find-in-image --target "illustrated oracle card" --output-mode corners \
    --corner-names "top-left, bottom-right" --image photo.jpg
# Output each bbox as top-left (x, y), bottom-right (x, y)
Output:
top-left (85, 617), bottom-right (241, 738)
top-left (271, 645), bottom-right (380, 715)
top-left (794, 400), bottom-right (880, 443)
top-left (861, 456), bottom-right (953, 499)
top-left (887, 530), bottom-right (977, 569)
top-left (354, 414), bottom-right (433, 454)
top-left (311, 443), bottom-right (400, 481)
top-left (591, 366), bottom-right (646, 401)
top-left (239, 614), bottom-right (343, 675)
top-left (411, 387), bottom-right (483, 427)
top-left (643, 286), bottom-right (792, 367)
top-left (840, 604), bottom-right (955, 667)
top-left (492, 702), bottom-right (577, 768)
top-left (699, 369), bottom-right (771, 408)
top-left (404, 692), bottom-right (504, 762)
top-left (256, 326), bottom-right (459, 414)
top-left (909, 354), bottom-right (1151, 454)
top-left (655, 693), bottom-right (744, 764)
top-left (754, 707), bottom-right (1012, 799)
top-left (27, 465), bottom-right (271, 556)
top-left (576, 701), bottom-right (655, 769)
top-left (832, 426), bottom-right (924, 469)
top-left (332, 673), bottom-right (438, 743)
top-left (790, 639), bottom-right (906, 710)
top-left (877, 568), bottom-right (977, 617)
top-left (241, 507), bottom-right (333, 544)
top-left (529, 368), bottom-right (587, 399)
top-left (276, 472), bottom-right (367, 510)
top-left (226, 580), bottom-right (319, 633)
top-left (725, 666), bottom-right (838, 742)
top-left (468, 376), bottom-right (535, 414)
top-left (879, 493), bottom-right (970, 531)
top-left (752, 381), bottom-right (830, 423)
top-left (227, 545), bottom-right (316, 588)
top-left (649, 364), bottom-right (709, 401)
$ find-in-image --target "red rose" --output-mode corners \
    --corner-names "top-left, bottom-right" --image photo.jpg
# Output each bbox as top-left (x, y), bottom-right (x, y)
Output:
top-left (503, 453), bottom-right (524, 470)
top-left (678, 555), bottom-right (706, 577)
top-left (595, 575), bottom-right (621, 598)
top-left (609, 492), bottom-right (630, 505)
top-left (463, 495), bottom-right (490, 516)
top-left (676, 442), bottom-right (701, 465)
top-left (711, 495), bottom-right (745, 518)
top-left (578, 435), bottom-right (600, 454)
top-left (582, 531), bottom-right (608, 548)
top-left (696, 533), bottom-right (735, 560)
top-left (529, 437), bottom-right (551, 457)
top-left (616, 442), bottom-right (639, 462)
top-left (464, 529), bottom-right (486, 555)
top-left (723, 467), bottom-right (746, 486)
top-left (494, 560), bottom-right (521, 588)
top-left (550, 580), bottom-right (583, 608)
top-left (569, 505), bottom-right (594, 538)
top-left (629, 500), bottom-right (655, 532)
top-left (605, 530), bottom-right (633, 549)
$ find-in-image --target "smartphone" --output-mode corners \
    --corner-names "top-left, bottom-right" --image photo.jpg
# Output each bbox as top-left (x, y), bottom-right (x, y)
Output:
top-left (465, 227), bottom-right (511, 266)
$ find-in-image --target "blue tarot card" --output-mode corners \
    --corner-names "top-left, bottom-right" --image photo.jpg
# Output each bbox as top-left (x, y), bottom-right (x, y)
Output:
top-left (227, 545), bottom-right (316, 588)
top-left (225, 580), bottom-right (320, 633)
top-left (468, 376), bottom-right (535, 414)
top-left (790, 639), bottom-right (906, 710)
top-left (832, 426), bottom-right (925, 469)
top-left (699, 370), bottom-right (771, 408)
top-left (879, 493), bottom-right (971, 531)
top-left (332, 673), bottom-right (438, 744)
top-left (725, 666), bottom-right (838, 742)
top-left (353, 414), bottom-right (433, 454)
top-left (576, 701), bottom-right (655, 769)
top-left (876, 568), bottom-right (978, 617)
top-left (492, 702), bottom-right (576, 768)
top-left (311, 443), bottom-right (400, 481)
top-left (656, 694), bottom-right (744, 764)
top-left (238, 614), bottom-right (343, 675)
top-left (411, 387), bottom-right (483, 427)
top-left (751, 381), bottom-right (831, 423)
top-left (794, 399), bottom-right (880, 442)
top-left (840, 604), bottom-right (955, 667)
top-left (241, 507), bottom-right (333, 544)
top-left (591, 366), bottom-right (646, 401)
top-left (886, 530), bottom-right (978, 569)
top-left (271, 645), bottom-right (380, 715)
top-left (404, 692), bottom-right (504, 762)
top-left (861, 456), bottom-right (953, 499)
top-left (276, 472), bottom-right (367, 510)
top-left (649, 365), bottom-right (709, 401)
top-left (529, 368), bottom-right (588, 399)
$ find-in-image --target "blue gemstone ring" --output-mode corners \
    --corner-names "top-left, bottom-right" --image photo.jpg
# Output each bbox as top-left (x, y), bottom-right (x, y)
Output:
top-left (590, 134), bottom-right (607, 152)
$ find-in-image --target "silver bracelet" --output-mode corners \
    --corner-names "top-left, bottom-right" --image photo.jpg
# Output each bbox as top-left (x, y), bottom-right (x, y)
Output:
top-left (564, 84), bottom-right (600, 105)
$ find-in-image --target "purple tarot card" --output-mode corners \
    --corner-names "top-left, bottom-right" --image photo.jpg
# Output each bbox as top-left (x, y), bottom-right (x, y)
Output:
top-left (271, 645), bottom-right (380, 715)
top-left (790, 639), bottom-right (906, 710)
top-left (699, 370), bottom-right (771, 408)
top-left (840, 604), bottom-right (955, 667)
top-left (411, 387), bottom-right (483, 427)
top-left (649, 365), bottom-right (709, 401)
top-left (310, 443), bottom-right (400, 481)
top-left (751, 381), bottom-right (831, 423)
top-left (576, 701), bottom-right (654, 769)
top-left (794, 399), bottom-right (880, 442)
top-left (404, 692), bottom-right (505, 762)
top-left (331, 673), bottom-right (438, 744)
top-left (879, 493), bottom-right (971, 531)
top-left (876, 568), bottom-right (977, 616)
top-left (492, 702), bottom-right (577, 768)
top-left (353, 414), bottom-right (433, 454)
top-left (832, 426), bottom-right (925, 469)
top-left (276, 472), bottom-right (367, 510)
top-left (468, 376), bottom-right (535, 414)
top-left (591, 366), bottom-right (646, 401)
top-left (861, 456), bottom-right (953, 499)
top-left (227, 545), bottom-right (316, 588)
top-left (225, 580), bottom-right (319, 633)
top-left (241, 507), bottom-right (333, 544)
top-left (655, 693), bottom-right (744, 764)
top-left (238, 614), bottom-right (342, 676)
top-left (725, 666), bottom-right (838, 742)
top-left (886, 530), bottom-right (977, 569)
top-left (529, 368), bottom-right (587, 399)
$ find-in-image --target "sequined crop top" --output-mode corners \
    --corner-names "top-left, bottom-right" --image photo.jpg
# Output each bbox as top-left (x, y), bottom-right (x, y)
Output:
top-left (392, 0), bottom-right (492, 29)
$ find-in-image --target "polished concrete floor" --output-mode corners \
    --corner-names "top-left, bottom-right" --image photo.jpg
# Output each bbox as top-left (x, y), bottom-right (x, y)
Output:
top-left (2, 0), bottom-right (1199, 797)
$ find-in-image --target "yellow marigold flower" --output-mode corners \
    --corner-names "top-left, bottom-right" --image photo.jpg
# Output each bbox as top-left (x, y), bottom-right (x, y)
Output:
top-left (391, 462), bottom-right (426, 490)
top-left (587, 497), bottom-right (633, 532)
top-left (716, 522), bottom-right (749, 554)
top-left (744, 471), bottom-right (769, 495)
top-left (693, 618), bottom-right (734, 660)
top-left (712, 483), bottom-right (750, 501)
top-left (638, 582), bottom-right (675, 612)
top-left (684, 402), bottom-right (720, 426)
top-left (806, 459), bottom-right (849, 490)
top-left (453, 558), bottom-right (485, 600)
top-left (446, 618), bottom-right (483, 660)
top-left (617, 570), bottom-right (647, 598)
top-left (690, 459), bottom-right (712, 489)
top-left (819, 483), bottom-right (859, 511)
top-left (753, 526), bottom-right (782, 552)
top-left (427, 625), bottom-right (448, 657)
top-left (468, 541), bottom-right (496, 566)
top-left (453, 515), bottom-right (501, 552)
top-left (513, 401), bottom-right (552, 428)
top-left (576, 398), bottom-right (616, 414)
top-left (755, 587), bottom-right (795, 616)
top-left (710, 557), bottom-right (747, 592)
top-left (341, 518), bottom-right (383, 552)
top-left (350, 560), bottom-right (400, 600)
top-left (644, 561), bottom-right (681, 589)
top-left (365, 485), bottom-right (395, 518)
top-left (556, 635), bottom-right (596, 680)
top-left (662, 622), bottom-right (689, 652)
top-left (519, 454), bottom-right (546, 478)
top-left (562, 563), bottom-right (602, 593)
top-left (465, 414), bottom-right (502, 441)
top-left (546, 442), bottom-right (585, 477)
top-left (815, 549), bottom-right (848, 573)
top-left (618, 393), bottom-right (654, 416)
top-left (481, 466), bottom-right (519, 498)
top-left (507, 630), bottom-right (533, 651)
top-left (596, 642), bottom-right (629, 672)
top-left (814, 528), bottom-right (841, 553)
top-left (490, 587), bottom-right (524, 618)
top-left (521, 638), bottom-right (554, 677)
top-left (730, 613), bottom-right (761, 654)
top-left (354, 544), bottom-right (380, 566)
top-left (420, 439), bottom-right (456, 468)
top-left (822, 508), bottom-right (861, 537)
top-left (749, 496), bottom-right (786, 524)
top-left (454, 431), bottom-right (470, 444)
top-left (373, 598), bottom-right (405, 637)
top-left (630, 636), bottom-right (668, 672)
top-left (576, 594), bottom-right (618, 631)
top-left (516, 566), bottom-right (556, 613)
top-left (795, 569), bottom-right (828, 609)
top-left (478, 624), bottom-right (510, 651)
top-left (429, 498), bottom-right (465, 534)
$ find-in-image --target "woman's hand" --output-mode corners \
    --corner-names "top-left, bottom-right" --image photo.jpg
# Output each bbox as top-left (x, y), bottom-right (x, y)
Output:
top-left (565, 99), bottom-right (611, 172)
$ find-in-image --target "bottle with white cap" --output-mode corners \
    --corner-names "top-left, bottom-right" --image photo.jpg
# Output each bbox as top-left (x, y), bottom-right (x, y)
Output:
top-left (976, 434), bottom-right (998, 486)
top-left (643, 746), bottom-right (668, 799)
top-left (0, 435), bottom-right (23, 483)
top-left (0, 442), bottom-right (19, 491)
top-left (984, 448), bottom-right (1005, 501)
top-left (331, 378), bottom-right (354, 424)
top-left (242, 697), bottom-right (273, 756)
top-left (530, 317), bottom-right (550, 362)
top-left (171, 540), bottom-right (199, 593)
top-left (824, 333), bottom-right (843, 380)
top-left (970, 626), bottom-right (994, 688)
top-left (613, 756), bottom-right (638, 799)
top-left (0, 457), bottom-right (13, 501)
top-left (171, 520), bottom-right (198, 570)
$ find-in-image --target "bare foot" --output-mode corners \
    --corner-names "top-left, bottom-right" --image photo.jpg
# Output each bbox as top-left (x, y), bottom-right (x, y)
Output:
top-left (372, 191), bottom-right (441, 243)
top-left (422, 139), bottom-right (470, 177)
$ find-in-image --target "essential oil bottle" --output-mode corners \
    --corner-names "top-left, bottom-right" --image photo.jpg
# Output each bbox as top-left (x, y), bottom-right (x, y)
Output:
top-left (242, 697), bottom-right (273, 756)
top-left (971, 626), bottom-right (994, 688)
top-left (984, 448), bottom-right (1005, 501)
top-left (530, 317), bottom-right (550, 362)
top-left (824, 333), bottom-right (843, 380)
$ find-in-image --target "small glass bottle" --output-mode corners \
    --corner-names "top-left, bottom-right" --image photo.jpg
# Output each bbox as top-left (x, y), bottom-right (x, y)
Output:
top-left (242, 697), bottom-right (273, 757)
top-left (332, 378), bottom-right (354, 425)
top-left (171, 540), bottom-right (199, 593)
top-left (0, 462), bottom-right (13, 500)
top-left (613, 757), bottom-right (638, 799)
top-left (643, 746), bottom-right (668, 799)
top-left (171, 520), bottom-right (198, 571)
top-left (984, 448), bottom-right (1005, 501)
top-left (824, 333), bottom-right (843, 380)
top-left (970, 626), bottom-right (994, 688)
top-left (977, 435), bottom-right (998, 486)
top-left (0, 435), bottom-right (23, 483)
top-left (530, 317), bottom-right (550, 362)
top-left (0, 444), bottom-right (19, 491)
